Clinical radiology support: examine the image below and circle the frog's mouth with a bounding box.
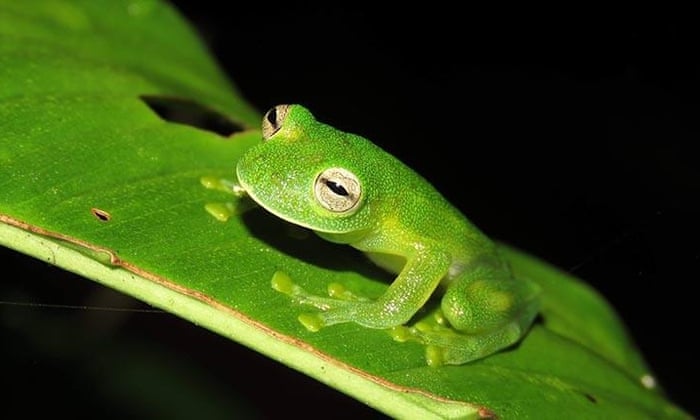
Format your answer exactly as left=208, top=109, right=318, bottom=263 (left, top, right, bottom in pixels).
left=236, top=175, right=360, bottom=236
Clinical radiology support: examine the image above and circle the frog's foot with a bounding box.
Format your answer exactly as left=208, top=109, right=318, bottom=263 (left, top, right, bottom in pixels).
left=200, top=176, right=256, bottom=221
left=389, top=308, right=524, bottom=366
left=271, top=271, right=370, bottom=332
left=200, top=176, right=246, bottom=196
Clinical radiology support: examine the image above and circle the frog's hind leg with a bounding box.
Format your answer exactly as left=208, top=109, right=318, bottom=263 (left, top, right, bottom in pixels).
left=394, top=269, right=540, bottom=366
left=407, top=313, right=534, bottom=366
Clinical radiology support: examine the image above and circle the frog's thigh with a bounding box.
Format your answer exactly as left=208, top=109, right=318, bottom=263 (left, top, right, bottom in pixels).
left=441, top=268, right=540, bottom=334
left=420, top=272, right=540, bottom=365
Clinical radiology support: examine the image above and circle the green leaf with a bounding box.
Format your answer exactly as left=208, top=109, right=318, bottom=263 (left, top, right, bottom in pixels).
left=0, top=1, right=691, bottom=418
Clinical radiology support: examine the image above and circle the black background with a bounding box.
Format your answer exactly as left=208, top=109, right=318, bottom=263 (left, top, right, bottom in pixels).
left=2, top=4, right=697, bottom=418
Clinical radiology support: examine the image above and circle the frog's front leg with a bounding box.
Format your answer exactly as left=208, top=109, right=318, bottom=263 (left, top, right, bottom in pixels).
left=200, top=176, right=256, bottom=222
left=200, top=176, right=246, bottom=196
left=278, top=250, right=452, bottom=331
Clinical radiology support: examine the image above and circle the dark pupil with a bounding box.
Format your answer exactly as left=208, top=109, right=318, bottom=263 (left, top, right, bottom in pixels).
left=326, top=180, right=348, bottom=196
left=266, top=107, right=278, bottom=127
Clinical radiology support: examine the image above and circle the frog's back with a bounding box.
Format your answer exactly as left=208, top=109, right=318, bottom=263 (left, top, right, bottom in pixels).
left=368, top=150, right=497, bottom=264
left=413, top=174, right=491, bottom=248
left=337, top=129, right=498, bottom=266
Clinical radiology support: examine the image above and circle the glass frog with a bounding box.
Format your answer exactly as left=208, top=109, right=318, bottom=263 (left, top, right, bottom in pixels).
left=233, top=104, right=540, bottom=366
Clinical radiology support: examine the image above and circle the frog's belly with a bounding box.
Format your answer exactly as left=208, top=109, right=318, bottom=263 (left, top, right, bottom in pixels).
left=365, top=252, right=406, bottom=275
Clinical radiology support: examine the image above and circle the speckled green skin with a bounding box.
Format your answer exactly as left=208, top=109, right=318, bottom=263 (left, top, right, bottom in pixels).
left=236, top=105, right=540, bottom=365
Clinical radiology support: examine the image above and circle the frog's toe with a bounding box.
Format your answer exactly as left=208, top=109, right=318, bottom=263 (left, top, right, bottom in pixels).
left=388, top=325, right=413, bottom=342
left=327, top=283, right=370, bottom=301
left=271, top=271, right=299, bottom=295
left=272, top=271, right=356, bottom=312
left=425, top=345, right=447, bottom=367
left=298, top=312, right=325, bottom=332
left=388, top=326, right=448, bottom=366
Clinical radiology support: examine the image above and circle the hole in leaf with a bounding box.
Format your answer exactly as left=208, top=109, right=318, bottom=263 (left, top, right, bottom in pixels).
left=140, top=95, right=244, bottom=136
left=581, top=391, right=597, bottom=404
left=91, top=208, right=111, bottom=222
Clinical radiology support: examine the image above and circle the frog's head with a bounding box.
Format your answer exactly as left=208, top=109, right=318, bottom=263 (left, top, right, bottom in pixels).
left=236, top=104, right=382, bottom=239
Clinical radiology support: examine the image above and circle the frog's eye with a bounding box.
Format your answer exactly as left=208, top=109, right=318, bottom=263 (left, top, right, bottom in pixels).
left=262, top=104, right=291, bottom=140
left=314, top=167, right=362, bottom=213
